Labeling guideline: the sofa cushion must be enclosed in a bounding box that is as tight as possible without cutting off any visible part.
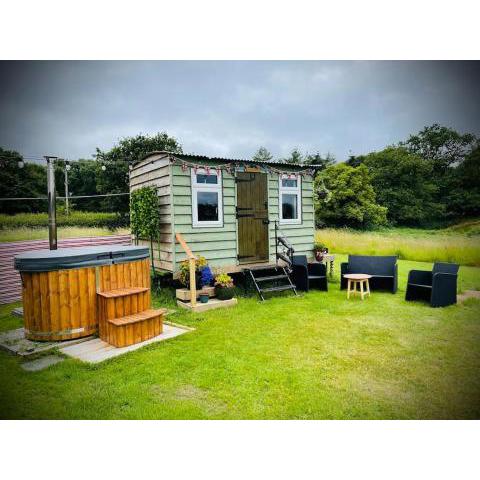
[348,255,397,276]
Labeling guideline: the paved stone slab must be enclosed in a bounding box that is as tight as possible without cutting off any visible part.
[21,355,65,372]
[60,323,191,363]
[0,328,93,357]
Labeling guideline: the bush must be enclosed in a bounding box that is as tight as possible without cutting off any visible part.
[0,211,129,229]
[315,164,387,229]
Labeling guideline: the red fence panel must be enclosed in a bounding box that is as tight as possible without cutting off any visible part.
[0,235,131,305]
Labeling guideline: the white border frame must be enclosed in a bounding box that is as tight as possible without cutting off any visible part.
[191,168,223,228]
[279,174,302,225]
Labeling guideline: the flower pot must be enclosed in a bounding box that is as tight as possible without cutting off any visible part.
[215,285,235,300]
[199,294,209,304]
[315,251,324,262]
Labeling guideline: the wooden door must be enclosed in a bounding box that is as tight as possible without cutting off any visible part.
[236,172,269,263]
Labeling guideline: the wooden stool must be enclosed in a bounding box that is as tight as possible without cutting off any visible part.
[344,274,371,300]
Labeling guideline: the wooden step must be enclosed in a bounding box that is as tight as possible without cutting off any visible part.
[108,308,167,326]
[102,308,166,348]
[97,287,149,298]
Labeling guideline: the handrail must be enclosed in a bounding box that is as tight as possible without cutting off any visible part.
[175,233,196,260]
[175,233,197,306]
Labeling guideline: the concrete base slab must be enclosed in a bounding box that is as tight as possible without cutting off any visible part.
[21,355,65,372]
[59,323,190,363]
[177,297,237,313]
[0,328,93,357]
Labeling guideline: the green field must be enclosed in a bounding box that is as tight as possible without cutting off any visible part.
[316,223,480,266]
[1,255,479,420]
[0,226,130,242]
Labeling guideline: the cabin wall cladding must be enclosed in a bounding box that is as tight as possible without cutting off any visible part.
[267,173,315,262]
[171,163,238,271]
[129,152,315,274]
[130,153,174,271]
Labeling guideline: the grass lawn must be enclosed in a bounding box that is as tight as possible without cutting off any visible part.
[317,223,480,266]
[0,226,130,242]
[1,254,479,419]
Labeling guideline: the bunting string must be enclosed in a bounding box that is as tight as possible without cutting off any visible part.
[168,156,316,177]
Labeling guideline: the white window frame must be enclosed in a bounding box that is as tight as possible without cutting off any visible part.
[191,168,223,228]
[279,174,302,225]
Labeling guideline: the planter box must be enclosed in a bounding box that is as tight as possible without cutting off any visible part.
[175,286,216,302]
[177,297,237,313]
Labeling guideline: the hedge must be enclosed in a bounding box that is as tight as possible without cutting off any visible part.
[0,211,129,229]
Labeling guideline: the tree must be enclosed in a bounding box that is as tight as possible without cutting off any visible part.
[402,124,478,220]
[402,124,477,175]
[252,146,273,162]
[60,159,104,211]
[315,163,387,229]
[444,145,480,219]
[304,151,335,169]
[345,154,366,168]
[283,148,304,164]
[95,132,183,214]
[363,147,443,226]
[0,147,47,214]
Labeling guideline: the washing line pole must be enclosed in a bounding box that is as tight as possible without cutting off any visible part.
[45,155,58,250]
[64,160,70,216]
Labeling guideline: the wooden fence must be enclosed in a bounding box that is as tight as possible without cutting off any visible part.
[0,235,131,305]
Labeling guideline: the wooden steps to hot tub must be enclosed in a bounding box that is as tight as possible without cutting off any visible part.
[97,283,165,348]
[102,308,166,348]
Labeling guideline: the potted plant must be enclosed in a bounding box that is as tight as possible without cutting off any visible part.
[214,273,235,300]
[313,242,328,262]
[200,265,214,288]
[179,256,208,290]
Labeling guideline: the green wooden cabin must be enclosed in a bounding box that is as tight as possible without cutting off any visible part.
[130,151,317,274]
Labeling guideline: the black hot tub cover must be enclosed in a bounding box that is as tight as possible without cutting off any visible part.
[14,245,150,272]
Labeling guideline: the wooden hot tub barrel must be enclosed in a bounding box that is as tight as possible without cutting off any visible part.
[14,246,150,341]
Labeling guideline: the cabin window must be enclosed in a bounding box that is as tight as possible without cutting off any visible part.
[279,174,302,224]
[191,168,223,227]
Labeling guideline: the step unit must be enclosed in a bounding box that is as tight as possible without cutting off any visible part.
[97,286,165,347]
[245,266,297,301]
[105,309,166,348]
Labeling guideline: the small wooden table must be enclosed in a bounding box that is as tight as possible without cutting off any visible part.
[319,254,335,277]
[344,273,371,300]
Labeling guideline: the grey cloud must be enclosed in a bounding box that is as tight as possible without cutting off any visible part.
[0,61,479,161]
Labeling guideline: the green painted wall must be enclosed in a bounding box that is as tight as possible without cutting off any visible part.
[171,162,238,270]
[267,173,315,262]
[171,160,315,272]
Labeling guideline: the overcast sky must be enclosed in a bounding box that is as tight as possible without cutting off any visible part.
[0,61,479,162]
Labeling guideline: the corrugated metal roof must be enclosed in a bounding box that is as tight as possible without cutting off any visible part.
[140,150,323,169]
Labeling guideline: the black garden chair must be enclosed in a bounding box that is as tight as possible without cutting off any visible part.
[405,262,459,307]
[291,255,328,292]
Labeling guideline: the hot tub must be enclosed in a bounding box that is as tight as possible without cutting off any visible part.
[14,245,150,341]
